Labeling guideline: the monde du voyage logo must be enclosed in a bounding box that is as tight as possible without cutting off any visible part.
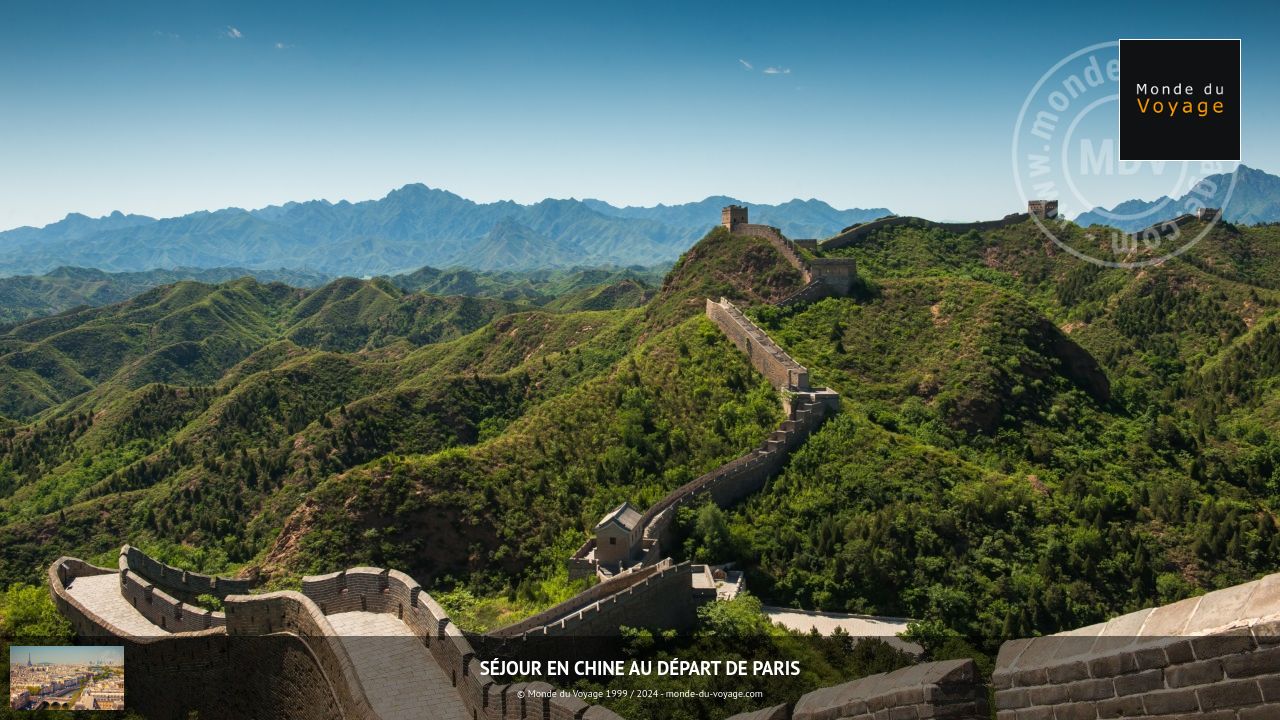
[1013,39,1241,268]
[1120,39,1241,161]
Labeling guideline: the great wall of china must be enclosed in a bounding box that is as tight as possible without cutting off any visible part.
[42,206,1280,719]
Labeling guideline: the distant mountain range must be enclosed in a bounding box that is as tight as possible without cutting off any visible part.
[0,188,889,277]
[1076,164,1280,231]
[0,263,669,326]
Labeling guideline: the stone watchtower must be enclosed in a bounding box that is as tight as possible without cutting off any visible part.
[1198,207,1221,221]
[1027,200,1059,219]
[722,204,748,231]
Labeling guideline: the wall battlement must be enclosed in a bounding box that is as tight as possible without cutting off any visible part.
[49,548,1280,719]
[722,206,858,301]
[707,297,810,391]
[119,544,255,602]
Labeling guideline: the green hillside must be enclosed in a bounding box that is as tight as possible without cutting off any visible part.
[671,220,1280,652]
[1,220,1277,662]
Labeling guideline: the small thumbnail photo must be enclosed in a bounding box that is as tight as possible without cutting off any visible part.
[8,645,124,711]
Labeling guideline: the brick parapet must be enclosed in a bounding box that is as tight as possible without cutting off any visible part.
[224,589,380,720]
[707,297,810,391]
[493,561,668,637]
[119,565,225,633]
[730,223,814,282]
[789,659,988,720]
[119,543,254,601]
[515,561,709,638]
[993,572,1280,719]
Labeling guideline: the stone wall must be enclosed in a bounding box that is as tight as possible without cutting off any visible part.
[48,557,133,640]
[509,562,715,637]
[119,563,225,633]
[635,396,827,555]
[494,562,669,637]
[821,213,1030,250]
[707,297,810,391]
[47,555,357,720]
[120,543,254,601]
[1131,213,1196,242]
[994,571,1280,719]
[729,222,860,302]
[731,223,814,282]
[775,280,833,308]
[721,660,988,720]
[224,590,380,720]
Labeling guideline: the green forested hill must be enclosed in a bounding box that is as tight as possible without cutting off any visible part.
[683,220,1280,651]
[0,219,1277,658]
[0,232,794,609]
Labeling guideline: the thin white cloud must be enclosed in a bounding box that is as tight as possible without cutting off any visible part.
[153,30,180,40]
[274,42,293,50]
[225,26,243,39]
[738,58,753,71]
[763,67,791,75]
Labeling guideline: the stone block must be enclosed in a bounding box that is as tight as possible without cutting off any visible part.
[1191,628,1258,660]
[1106,668,1160,698]
[1065,677,1114,703]
[1196,678,1263,710]
[1223,646,1280,679]
[1164,657,1222,688]
[1140,688,1199,715]
[1096,693,1145,718]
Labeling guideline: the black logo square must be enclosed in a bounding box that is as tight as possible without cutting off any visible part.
[1119,39,1240,161]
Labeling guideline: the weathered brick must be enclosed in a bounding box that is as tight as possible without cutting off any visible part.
[1257,673,1280,702]
[1113,668,1164,696]
[1253,618,1280,646]
[1239,705,1280,720]
[995,688,1028,710]
[1066,677,1114,702]
[1223,646,1280,678]
[1132,643,1172,670]
[1013,668,1049,688]
[1162,639,1195,665]
[1191,628,1258,660]
[1164,657,1222,688]
[1027,683,1069,706]
[1046,660,1090,684]
[1011,707,1054,720]
[1141,688,1200,714]
[1052,701,1097,720]
[1096,693,1145,718]
[1087,651,1138,678]
[1197,678,1264,710]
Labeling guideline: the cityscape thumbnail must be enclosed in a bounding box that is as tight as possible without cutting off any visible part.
[8,645,125,711]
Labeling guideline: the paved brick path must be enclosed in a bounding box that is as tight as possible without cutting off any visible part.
[64,573,169,637]
[326,611,468,720]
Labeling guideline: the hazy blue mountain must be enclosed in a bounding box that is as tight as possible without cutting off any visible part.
[583,196,891,240]
[456,219,585,271]
[1076,164,1280,231]
[0,210,155,251]
[0,185,891,276]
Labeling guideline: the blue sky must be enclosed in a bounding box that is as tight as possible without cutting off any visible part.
[9,645,123,666]
[2,0,1277,229]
